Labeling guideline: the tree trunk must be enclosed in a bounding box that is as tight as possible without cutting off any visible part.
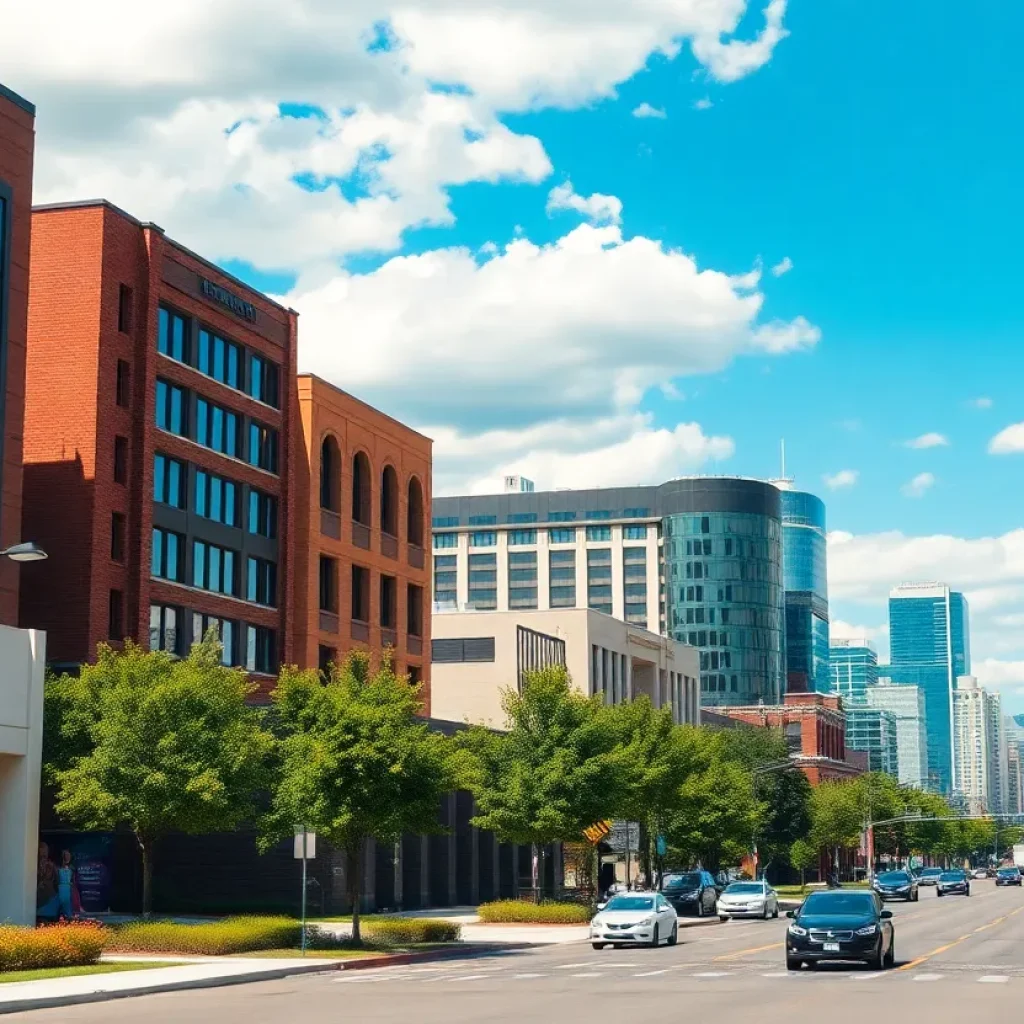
[139,836,154,918]
[638,820,652,889]
[346,842,363,946]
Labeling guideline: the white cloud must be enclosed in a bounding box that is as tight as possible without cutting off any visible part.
[770,256,793,277]
[969,396,993,410]
[900,472,935,498]
[546,181,623,226]
[823,469,859,490]
[989,422,1024,454]
[633,102,667,119]
[693,97,714,110]
[903,432,949,449]
[691,0,790,83]
[971,659,1024,696]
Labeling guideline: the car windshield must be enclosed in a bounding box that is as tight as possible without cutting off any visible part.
[940,872,965,881]
[998,868,1019,876]
[724,882,765,894]
[876,872,910,884]
[662,873,702,889]
[921,868,943,876]
[603,896,655,912]
[800,892,876,917]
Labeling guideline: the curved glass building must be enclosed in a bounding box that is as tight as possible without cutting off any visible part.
[777,486,830,694]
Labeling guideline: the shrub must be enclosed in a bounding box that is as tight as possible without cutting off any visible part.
[357,918,461,945]
[107,916,305,956]
[477,901,592,924]
[0,922,106,972]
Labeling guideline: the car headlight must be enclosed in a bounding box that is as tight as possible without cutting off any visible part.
[855,924,878,937]
[591,917,604,928]
[637,916,655,927]
[788,924,808,937]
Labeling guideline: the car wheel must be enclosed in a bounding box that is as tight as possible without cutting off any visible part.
[786,957,802,972]
[650,924,660,949]
[668,923,678,947]
[592,943,606,950]
[719,915,729,922]
[885,940,896,969]
[937,890,944,897]
[772,904,780,919]
[695,899,704,918]
[913,891,919,902]
[869,940,885,972]
[763,904,770,920]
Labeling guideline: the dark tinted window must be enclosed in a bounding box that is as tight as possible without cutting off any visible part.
[940,871,966,881]
[662,872,702,889]
[800,892,876,916]
[997,868,1019,876]
[877,872,910,884]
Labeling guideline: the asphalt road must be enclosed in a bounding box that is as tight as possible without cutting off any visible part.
[13,881,1024,1023]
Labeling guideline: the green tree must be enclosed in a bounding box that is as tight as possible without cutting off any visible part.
[789,838,818,890]
[463,664,625,891]
[809,780,864,873]
[266,653,461,945]
[45,640,274,915]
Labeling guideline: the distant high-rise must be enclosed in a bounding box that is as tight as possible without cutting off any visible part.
[846,706,899,777]
[777,486,831,694]
[887,583,970,794]
[1004,717,1024,816]
[868,681,928,789]
[829,639,878,705]
[952,675,1003,814]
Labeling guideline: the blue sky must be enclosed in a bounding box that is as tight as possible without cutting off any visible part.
[11,0,1024,706]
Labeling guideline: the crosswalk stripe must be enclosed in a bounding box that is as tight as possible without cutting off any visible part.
[451,975,488,982]
[852,973,884,981]
[979,976,1008,984]
[913,974,943,982]
[693,971,731,977]
[513,973,545,979]
[634,969,671,977]
[571,972,602,978]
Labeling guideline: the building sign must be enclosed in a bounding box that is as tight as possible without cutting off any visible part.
[199,276,257,323]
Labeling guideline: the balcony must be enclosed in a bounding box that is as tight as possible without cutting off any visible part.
[407,635,422,657]
[381,532,398,560]
[351,619,369,643]
[319,610,339,634]
[408,544,425,570]
[320,508,341,540]
[352,521,371,550]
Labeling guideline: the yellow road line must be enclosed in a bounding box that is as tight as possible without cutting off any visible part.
[713,941,783,961]
[897,905,1024,972]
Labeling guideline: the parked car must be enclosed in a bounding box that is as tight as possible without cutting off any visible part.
[785,890,895,971]
[972,868,989,880]
[717,880,780,921]
[937,870,971,897]
[995,866,1022,887]
[872,870,919,902]
[590,892,679,949]
[917,867,944,886]
[660,870,719,918]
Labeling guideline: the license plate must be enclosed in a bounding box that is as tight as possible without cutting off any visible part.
[823,943,841,952]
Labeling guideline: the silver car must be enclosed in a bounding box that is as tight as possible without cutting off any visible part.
[717,880,780,921]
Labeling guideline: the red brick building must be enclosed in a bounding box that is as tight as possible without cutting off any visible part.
[717,692,864,784]
[22,201,298,684]
[293,375,431,706]
[0,84,36,625]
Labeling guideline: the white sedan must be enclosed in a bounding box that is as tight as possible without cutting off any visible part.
[591,892,679,949]
[717,880,780,921]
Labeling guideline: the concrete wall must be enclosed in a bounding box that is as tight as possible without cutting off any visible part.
[0,625,45,924]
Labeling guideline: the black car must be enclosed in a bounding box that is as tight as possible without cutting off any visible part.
[936,870,970,897]
[786,890,895,971]
[660,870,718,918]
[996,867,1022,887]
[873,870,919,902]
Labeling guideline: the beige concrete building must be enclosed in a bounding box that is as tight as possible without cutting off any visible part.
[430,607,700,729]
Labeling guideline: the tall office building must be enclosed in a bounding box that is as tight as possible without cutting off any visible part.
[867,681,928,788]
[846,706,899,777]
[1004,717,1024,817]
[887,583,970,794]
[952,675,1002,814]
[829,638,879,705]
[431,478,787,706]
[777,485,830,694]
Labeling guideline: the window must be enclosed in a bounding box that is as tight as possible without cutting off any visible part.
[470,531,497,547]
[468,588,497,610]
[550,585,576,607]
[246,625,277,674]
[433,533,458,549]
[158,307,189,362]
[586,525,612,541]
[150,604,180,654]
[623,525,647,540]
[433,555,457,569]
[407,477,425,546]
[194,469,240,527]
[248,353,280,407]
[352,451,371,524]
[151,527,184,582]
[624,507,649,518]
[108,589,124,641]
[319,556,338,612]
[153,454,186,509]
[118,284,134,334]
[549,528,576,544]
[111,513,126,562]
[319,645,336,673]
[195,398,240,458]
[196,329,242,389]
[192,613,237,666]
[193,539,239,597]
[351,565,370,621]
[116,359,131,407]
[381,465,399,536]
[114,436,129,484]
[433,516,459,528]
[509,551,536,566]
[380,574,397,629]
[408,584,424,637]
[320,436,341,511]
[507,512,538,524]
[550,549,576,565]
[248,488,277,538]
[247,556,278,606]
[155,379,188,436]
[468,515,497,526]
[508,529,536,546]
[548,511,576,522]
[431,637,495,663]
[584,510,614,521]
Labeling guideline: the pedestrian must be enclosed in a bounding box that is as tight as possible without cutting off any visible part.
[36,843,59,921]
[56,849,80,919]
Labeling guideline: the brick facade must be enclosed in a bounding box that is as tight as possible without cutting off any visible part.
[294,375,432,710]
[0,84,35,626]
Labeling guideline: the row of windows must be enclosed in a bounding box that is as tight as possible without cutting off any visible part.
[432,524,650,549]
[154,453,278,538]
[149,603,278,673]
[432,508,651,527]
[320,559,425,635]
[156,379,279,474]
[158,306,281,407]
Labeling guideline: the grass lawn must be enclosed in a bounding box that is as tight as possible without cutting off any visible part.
[0,962,184,985]
[774,884,870,898]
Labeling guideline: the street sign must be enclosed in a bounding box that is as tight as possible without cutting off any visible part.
[656,835,667,857]
[605,821,640,853]
[294,830,316,860]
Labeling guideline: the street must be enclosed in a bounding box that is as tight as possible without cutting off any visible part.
[13,881,1024,1022]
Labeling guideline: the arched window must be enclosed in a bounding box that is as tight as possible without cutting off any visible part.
[381,464,399,536]
[407,475,425,547]
[320,436,341,512]
[352,451,371,526]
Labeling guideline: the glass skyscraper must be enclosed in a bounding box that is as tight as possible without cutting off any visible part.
[829,639,879,705]
[886,584,970,794]
[778,487,830,694]
[868,681,928,789]
[846,707,899,777]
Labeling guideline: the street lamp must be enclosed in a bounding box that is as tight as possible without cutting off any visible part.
[0,542,47,562]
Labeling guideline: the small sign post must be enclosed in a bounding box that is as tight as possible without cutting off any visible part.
[294,828,316,955]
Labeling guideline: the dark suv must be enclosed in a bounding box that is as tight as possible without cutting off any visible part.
[786,890,895,971]
[996,867,1022,887]
[660,870,718,918]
